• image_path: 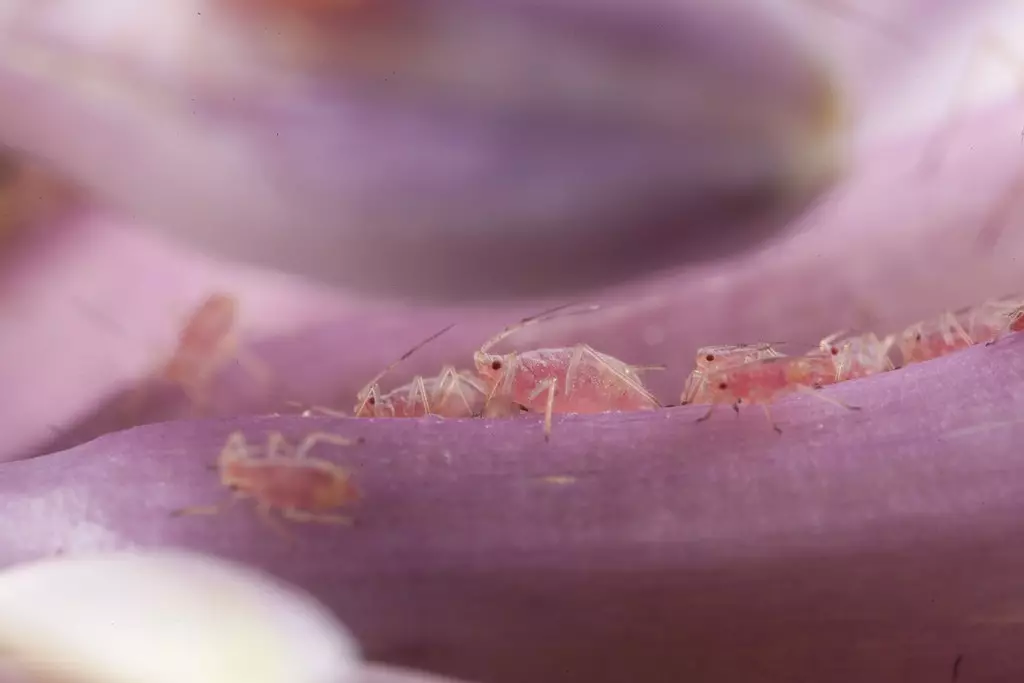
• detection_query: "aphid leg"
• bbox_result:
[255,503,295,543]
[943,313,974,347]
[354,323,458,413]
[793,384,862,411]
[264,431,292,458]
[527,377,559,441]
[761,405,783,435]
[170,491,245,518]
[878,334,897,370]
[293,431,362,459]
[679,371,702,405]
[433,367,481,415]
[695,405,717,423]
[563,345,586,397]
[409,375,433,415]
[988,308,1024,346]
[281,508,354,526]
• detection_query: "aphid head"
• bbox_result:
[701,369,735,404]
[353,385,382,417]
[699,351,718,368]
[188,293,238,335]
[473,350,507,383]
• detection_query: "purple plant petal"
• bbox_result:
[0,0,849,301]
[3,339,1024,682]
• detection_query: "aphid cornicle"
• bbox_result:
[695,352,858,434]
[172,430,361,540]
[472,304,662,439]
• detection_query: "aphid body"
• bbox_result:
[355,366,490,418]
[680,343,783,405]
[160,293,241,387]
[696,353,854,433]
[897,311,974,365]
[120,292,270,418]
[958,297,1024,342]
[473,305,661,438]
[174,431,361,538]
[351,324,492,419]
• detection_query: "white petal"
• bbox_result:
[0,550,359,683]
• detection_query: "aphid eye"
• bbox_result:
[705,354,715,362]
[717,382,728,390]
[491,359,503,371]
[914,333,922,342]
[830,346,839,356]
[367,396,376,405]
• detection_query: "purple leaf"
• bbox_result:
[3,338,1024,682]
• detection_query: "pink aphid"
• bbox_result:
[351,324,490,418]
[125,292,270,417]
[473,304,662,439]
[680,343,784,405]
[957,296,1024,344]
[896,311,974,366]
[173,430,362,540]
[356,366,491,418]
[696,352,856,433]
[818,330,895,381]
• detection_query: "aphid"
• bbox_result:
[680,343,784,405]
[473,304,662,439]
[172,430,361,539]
[956,296,1024,343]
[352,324,490,418]
[123,292,271,417]
[695,353,858,434]
[818,330,895,381]
[896,311,974,366]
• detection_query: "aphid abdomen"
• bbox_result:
[234,462,342,512]
[506,353,570,411]
[386,392,429,418]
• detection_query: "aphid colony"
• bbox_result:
[339,295,1024,435]
[161,293,1024,439]
[167,294,1024,536]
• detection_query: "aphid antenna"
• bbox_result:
[358,323,457,394]
[479,301,602,354]
[632,363,668,373]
